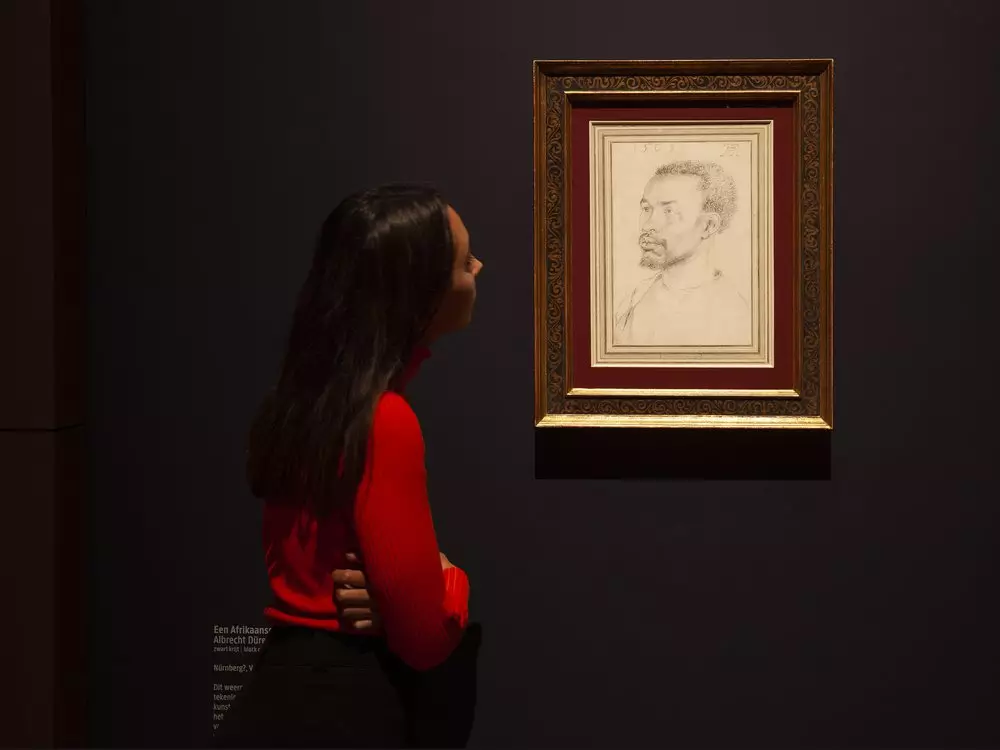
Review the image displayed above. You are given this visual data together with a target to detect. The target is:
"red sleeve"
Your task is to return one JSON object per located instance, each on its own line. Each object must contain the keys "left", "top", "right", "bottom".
{"left": 353, "top": 392, "right": 469, "bottom": 670}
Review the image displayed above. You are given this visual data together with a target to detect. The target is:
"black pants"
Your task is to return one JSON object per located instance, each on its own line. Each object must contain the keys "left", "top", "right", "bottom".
{"left": 214, "top": 625, "right": 481, "bottom": 749}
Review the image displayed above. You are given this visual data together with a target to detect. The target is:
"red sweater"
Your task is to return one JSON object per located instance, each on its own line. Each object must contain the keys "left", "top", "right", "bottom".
{"left": 261, "top": 349, "right": 470, "bottom": 671}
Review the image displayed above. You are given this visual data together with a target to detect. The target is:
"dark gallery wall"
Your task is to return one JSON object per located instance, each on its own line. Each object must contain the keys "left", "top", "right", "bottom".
{"left": 85, "top": 1, "right": 999, "bottom": 747}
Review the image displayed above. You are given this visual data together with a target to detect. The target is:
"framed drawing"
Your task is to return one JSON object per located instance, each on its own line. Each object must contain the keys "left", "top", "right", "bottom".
{"left": 533, "top": 59, "right": 833, "bottom": 428}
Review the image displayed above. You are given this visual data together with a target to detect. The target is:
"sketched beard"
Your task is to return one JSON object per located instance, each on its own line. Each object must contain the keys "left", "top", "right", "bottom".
{"left": 639, "top": 238, "right": 669, "bottom": 270}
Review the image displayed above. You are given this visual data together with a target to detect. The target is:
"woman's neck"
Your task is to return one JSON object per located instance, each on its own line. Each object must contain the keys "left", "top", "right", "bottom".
{"left": 392, "top": 345, "right": 432, "bottom": 391}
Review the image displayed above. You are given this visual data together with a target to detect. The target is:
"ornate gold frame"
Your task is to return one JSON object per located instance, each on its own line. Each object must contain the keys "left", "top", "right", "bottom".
{"left": 532, "top": 59, "right": 834, "bottom": 429}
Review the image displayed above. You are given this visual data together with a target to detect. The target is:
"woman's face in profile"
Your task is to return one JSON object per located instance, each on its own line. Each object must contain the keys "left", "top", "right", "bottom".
{"left": 426, "top": 206, "right": 482, "bottom": 340}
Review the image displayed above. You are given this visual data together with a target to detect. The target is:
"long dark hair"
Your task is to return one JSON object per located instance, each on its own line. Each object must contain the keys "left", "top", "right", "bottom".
{"left": 246, "top": 184, "right": 455, "bottom": 514}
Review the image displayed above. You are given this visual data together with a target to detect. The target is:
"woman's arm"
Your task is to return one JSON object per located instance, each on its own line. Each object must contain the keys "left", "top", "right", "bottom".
{"left": 352, "top": 392, "right": 469, "bottom": 671}
{"left": 333, "top": 552, "right": 467, "bottom": 632}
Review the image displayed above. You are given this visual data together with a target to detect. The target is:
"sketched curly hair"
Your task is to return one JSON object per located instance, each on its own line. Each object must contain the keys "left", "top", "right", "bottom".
{"left": 654, "top": 160, "right": 738, "bottom": 233}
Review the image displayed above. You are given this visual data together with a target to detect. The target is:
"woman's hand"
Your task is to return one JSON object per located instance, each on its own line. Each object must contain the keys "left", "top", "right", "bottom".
{"left": 333, "top": 551, "right": 455, "bottom": 631}
{"left": 332, "top": 552, "right": 381, "bottom": 632}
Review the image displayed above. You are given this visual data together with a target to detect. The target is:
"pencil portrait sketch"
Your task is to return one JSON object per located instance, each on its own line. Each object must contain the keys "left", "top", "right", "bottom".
{"left": 613, "top": 159, "right": 751, "bottom": 347}
{"left": 588, "top": 122, "right": 772, "bottom": 367}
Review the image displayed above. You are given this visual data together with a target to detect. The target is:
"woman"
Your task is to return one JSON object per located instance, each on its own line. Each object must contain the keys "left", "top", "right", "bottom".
{"left": 215, "top": 184, "right": 483, "bottom": 748}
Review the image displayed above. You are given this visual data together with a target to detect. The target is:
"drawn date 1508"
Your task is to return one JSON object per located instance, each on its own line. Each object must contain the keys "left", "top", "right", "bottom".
{"left": 633, "top": 142, "right": 741, "bottom": 157}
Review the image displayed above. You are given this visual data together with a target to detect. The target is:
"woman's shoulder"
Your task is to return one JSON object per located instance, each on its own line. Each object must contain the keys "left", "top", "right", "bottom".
{"left": 373, "top": 391, "right": 424, "bottom": 448}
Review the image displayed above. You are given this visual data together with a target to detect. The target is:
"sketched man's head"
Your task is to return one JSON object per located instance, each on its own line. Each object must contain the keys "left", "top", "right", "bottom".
{"left": 637, "top": 160, "right": 737, "bottom": 271}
